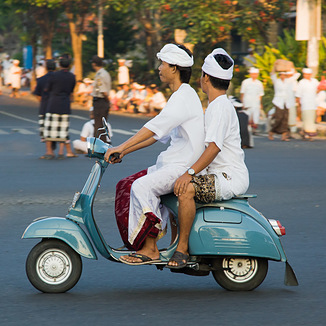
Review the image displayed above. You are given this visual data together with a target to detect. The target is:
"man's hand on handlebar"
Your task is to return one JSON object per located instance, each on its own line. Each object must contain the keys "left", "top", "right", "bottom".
{"left": 104, "top": 146, "right": 124, "bottom": 164}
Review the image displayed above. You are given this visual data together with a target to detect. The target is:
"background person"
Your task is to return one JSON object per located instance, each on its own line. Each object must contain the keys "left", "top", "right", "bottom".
{"left": 148, "top": 84, "right": 167, "bottom": 116}
{"left": 240, "top": 67, "right": 264, "bottom": 135}
{"left": 285, "top": 69, "right": 301, "bottom": 135}
{"left": 9, "top": 59, "right": 21, "bottom": 98}
{"left": 268, "top": 60, "right": 295, "bottom": 141}
{"left": 76, "top": 77, "right": 93, "bottom": 107}
{"left": 91, "top": 55, "right": 112, "bottom": 141}
{"left": 43, "top": 54, "right": 77, "bottom": 159}
{"left": 33, "top": 59, "right": 57, "bottom": 158}
{"left": 72, "top": 108, "right": 113, "bottom": 154}
{"left": 117, "top": 59, "right": 130, "bottom": 85}
{"left": 296, "top": 67, "right": 320, "bottom": 140}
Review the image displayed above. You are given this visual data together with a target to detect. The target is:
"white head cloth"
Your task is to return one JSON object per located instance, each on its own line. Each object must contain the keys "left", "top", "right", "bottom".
{"left": 202, "top": 48, "right": 234, "bottom": 80}
{"left": 156, "top": 44, "right": 194, "bottom": 67}
{"left": 249, "top": 67, "right": 259, "bottom": 74}
{"left": 302, "top": 68, "right": 312, "bottom": 74}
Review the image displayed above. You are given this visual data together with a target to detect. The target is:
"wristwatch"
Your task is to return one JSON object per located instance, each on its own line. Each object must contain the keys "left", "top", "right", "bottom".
{"left": 187, "top": 168, "right": 195, "bottom": 176}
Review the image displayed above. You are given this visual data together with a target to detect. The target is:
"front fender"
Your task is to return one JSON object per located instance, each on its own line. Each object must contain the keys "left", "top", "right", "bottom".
{"left": 22, "top": 217, "right": 97, "bottom": 259}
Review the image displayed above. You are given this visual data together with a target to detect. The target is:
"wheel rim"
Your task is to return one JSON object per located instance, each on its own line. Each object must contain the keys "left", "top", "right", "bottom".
{"left": 222, "top": 258, "right": 258, "bottom": 283}
{"left": 36, "top": 249, "right": 72, "bottom": 285}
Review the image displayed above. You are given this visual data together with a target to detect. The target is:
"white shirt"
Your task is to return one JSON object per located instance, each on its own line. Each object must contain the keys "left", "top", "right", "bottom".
{"left": 240, "top": 78, "right": 264, "bottom": 109}
{"left": 317, "top": 90, "right": 326, "bottom": 109}
{"left": 91, "top": 68, "right": 111, "bottom": 98}
{"left": 80, "top": 120, "right": 94, "bottom": 138}
{"left": 9, "top": 65, "right": 21, "bottom": 88}
{"left": 144, "top": 83, "right": 205, "bottom": 170}
{"left": 151, "top": 92, "right": 167, "bottom": 109}
{"left": 118, "top": 66, "right": 129, "bottom": 85}
{"left": 205, "top": 94, "right": 249, "bottom": 195}
{"left": 296, "top": 78, "right": 319, "bottom": 111}
{"left": 271, "top": 73, "right": 301, "bottom": 109}
{"left": 285, "top": 73, "right": 300, "bottom": 108}
{"left": 77, "top": 83, "right": 93, "bottom": 94}
{"left": 35, "top": 65, "right": 46, "bottom": 78}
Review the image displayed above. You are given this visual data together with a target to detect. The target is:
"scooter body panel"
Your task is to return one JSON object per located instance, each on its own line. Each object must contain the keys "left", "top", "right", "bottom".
{"left": 189, "top": 208, "right": 282, "bottom": 260}
{"left": 161, "top": 194, "right": 286, "bottom": 262}
{"left": 22, "top": 217, "right": 97, "bottom": 259}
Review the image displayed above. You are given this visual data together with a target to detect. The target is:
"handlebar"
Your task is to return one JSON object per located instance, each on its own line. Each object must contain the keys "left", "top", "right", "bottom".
{"left": 86, "top": 137, "right": 111, "bottom": 160}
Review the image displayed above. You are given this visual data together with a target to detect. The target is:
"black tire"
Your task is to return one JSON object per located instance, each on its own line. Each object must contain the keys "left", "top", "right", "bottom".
{"left": 212, "top": 257, "right": 268, "bottom": 291}
{"left": 26, "top": 239, "right": 82, "bottom": 293}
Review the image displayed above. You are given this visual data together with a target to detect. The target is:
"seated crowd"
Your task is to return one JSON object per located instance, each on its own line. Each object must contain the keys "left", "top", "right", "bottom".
{"left": 109, "top": 82, "right": 167, "bottom": 116}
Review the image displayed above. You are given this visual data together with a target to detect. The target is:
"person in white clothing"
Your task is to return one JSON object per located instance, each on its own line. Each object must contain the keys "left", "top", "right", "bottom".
{"left": 167, "top": 48, "right": 249, "bottom": 268}
{"left": 9, "top": 59, "right": 21, "bottom": 98}
{"left": 73, "top": 108, "right": 112, "bottom": 153}
{"left": 104, "top": 43, "right": 205, "bottom": 265}
{"left": 296, "top": 68, "right": 320, "bottom": 140}
{"left": 240, "top": 67, "right": 264, "bottom": 144}
{"left": 149, "top": 85, "right": 167, "bottom": 115}
{"left": 240, "top": 67, "right": 264, "bottom": 128}
{"left": 35, "top": 61, "right": 46, "bottom": 78}
{"left": 117, "top": 59, "right": 130, "bottom": 85}
{"left": 2, "top": 55, "right": 12, "bottom": 86}
{"left": 285, "top": 69, "right": 301, "bottom": 133}
{"left": 316, "top": 88, "right": 326, "bottom": 122}
{"left": 269, "top": 62, "right": 296, "bottom": 141}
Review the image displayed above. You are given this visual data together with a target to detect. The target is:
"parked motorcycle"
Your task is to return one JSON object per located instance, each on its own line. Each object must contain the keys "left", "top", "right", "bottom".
{"left": 22, "top": 119, "right": 298, "bottom": 293}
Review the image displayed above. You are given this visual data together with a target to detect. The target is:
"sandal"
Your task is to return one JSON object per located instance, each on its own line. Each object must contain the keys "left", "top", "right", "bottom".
{"left": 166, "top": 251, "right": 189, "bottom": 269}
{"left": 66, "top": 153, "right": 78, "bottom": 158}
{"left": 119, "top": 253, "right": 161, "bottom": 266}
{"left": 39, "top": 154, "right": 55, "bottom": 160}
{"left": 57, "top": 154, "right": 65, "bottom": 160}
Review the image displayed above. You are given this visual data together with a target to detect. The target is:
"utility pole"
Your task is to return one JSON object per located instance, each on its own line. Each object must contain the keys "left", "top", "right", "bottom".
{"left": 296, "top": 0, "right": 321, "bottom": 76}
{"left": 98, "top": 0, "right": 104, "bottom": 58}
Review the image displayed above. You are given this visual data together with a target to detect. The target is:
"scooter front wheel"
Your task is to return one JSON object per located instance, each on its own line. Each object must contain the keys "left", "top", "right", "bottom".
{"left": 212, "top": 257, "right": 268, "bottom": 291}
{"left": 26, "top": 239, "right": 82, "bottom": 293}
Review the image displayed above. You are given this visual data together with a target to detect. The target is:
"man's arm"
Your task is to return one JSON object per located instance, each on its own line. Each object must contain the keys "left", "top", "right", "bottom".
{"left": 104, "top": 126, "right": 155, "bottom": 163}
{"left": 174, "top": 142, "right": 220, "bottom": 196}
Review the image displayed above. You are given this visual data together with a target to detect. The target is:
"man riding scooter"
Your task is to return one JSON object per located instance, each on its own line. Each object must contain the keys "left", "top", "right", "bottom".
{"left": 168, "top": 49, "right": 249, "bottom": 268}
{"left": 104, "top": 43, "right": 205, "bottom": 265}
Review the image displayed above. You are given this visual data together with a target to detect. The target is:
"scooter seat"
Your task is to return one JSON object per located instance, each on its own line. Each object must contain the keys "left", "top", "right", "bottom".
{"left": 160, "top": 193, "right": 257, "bottom": 215}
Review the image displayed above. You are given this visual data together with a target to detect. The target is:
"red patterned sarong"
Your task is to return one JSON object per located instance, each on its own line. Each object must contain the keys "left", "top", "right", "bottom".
{"left": 115, "top": 170, "right": 161, "bottom": 250}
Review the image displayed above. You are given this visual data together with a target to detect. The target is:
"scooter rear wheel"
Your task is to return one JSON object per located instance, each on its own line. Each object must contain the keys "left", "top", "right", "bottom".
{"left": 26, "top": 239, "right": 82, "bottom": 293}
{"left": 212, "top": 257, "right": 268, "bottom": 291}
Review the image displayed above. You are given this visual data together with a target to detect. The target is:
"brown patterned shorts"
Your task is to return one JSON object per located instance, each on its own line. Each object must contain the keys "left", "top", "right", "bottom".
{"left": 191, "top": 174, "right": 216, "bottom": 203}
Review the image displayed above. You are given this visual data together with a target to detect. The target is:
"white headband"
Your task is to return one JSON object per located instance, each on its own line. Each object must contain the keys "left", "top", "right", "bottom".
{"left": 249, "top": 67, "right": 259, "bottom": 74}
{"left": 302, "top": 68, "right": 312, "bottom": 74}
{"left": 202, "top": 48, "right": 234, "bottom": 80}
{"left": 156, "top": 44, "right": 194, "bottom": 67}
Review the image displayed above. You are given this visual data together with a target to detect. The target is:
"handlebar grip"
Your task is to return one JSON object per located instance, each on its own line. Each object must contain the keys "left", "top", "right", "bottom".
{"left": 109, "top": 152, "right": 122, "bottom": 162}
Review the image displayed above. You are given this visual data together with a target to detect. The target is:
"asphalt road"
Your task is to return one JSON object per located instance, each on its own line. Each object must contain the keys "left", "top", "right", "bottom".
{"left": 1, "top": 92, "right": 326, "bottom": 325}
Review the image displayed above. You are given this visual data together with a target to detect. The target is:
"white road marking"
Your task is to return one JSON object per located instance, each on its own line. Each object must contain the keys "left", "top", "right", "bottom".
{"left": 0, "top": 111, "right": 136, "bottom": 136}
{"left": 112, "top": 128, "right": 135, "bottom": 135}
{"left": 12, "top": 128, "right": 35, "bottom": 135}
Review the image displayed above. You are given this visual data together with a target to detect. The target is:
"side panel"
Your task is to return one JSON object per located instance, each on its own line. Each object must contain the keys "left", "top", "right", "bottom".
{"left": 22, "top": 217, "right": 97, "bottom": 259}
{"left": 188, "top": 208, "right": 282, "bottom": 261}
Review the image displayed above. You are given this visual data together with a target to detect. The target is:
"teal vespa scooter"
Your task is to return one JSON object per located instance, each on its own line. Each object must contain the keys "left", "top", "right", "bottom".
{"left": 22, "top": 119, "right": 298, "bottom": 293}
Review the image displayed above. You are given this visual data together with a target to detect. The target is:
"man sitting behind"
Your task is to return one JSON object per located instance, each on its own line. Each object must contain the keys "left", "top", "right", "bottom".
{"left": 167, "top": 48, "right": 249, "bottom": 268}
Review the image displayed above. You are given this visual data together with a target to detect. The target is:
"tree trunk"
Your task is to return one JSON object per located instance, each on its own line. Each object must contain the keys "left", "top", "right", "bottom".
{"left": 138, "top": 9, "right": 162, "bottom": 71}
{"left": 66, "top": 12, "right": 83, "bottom": 81}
